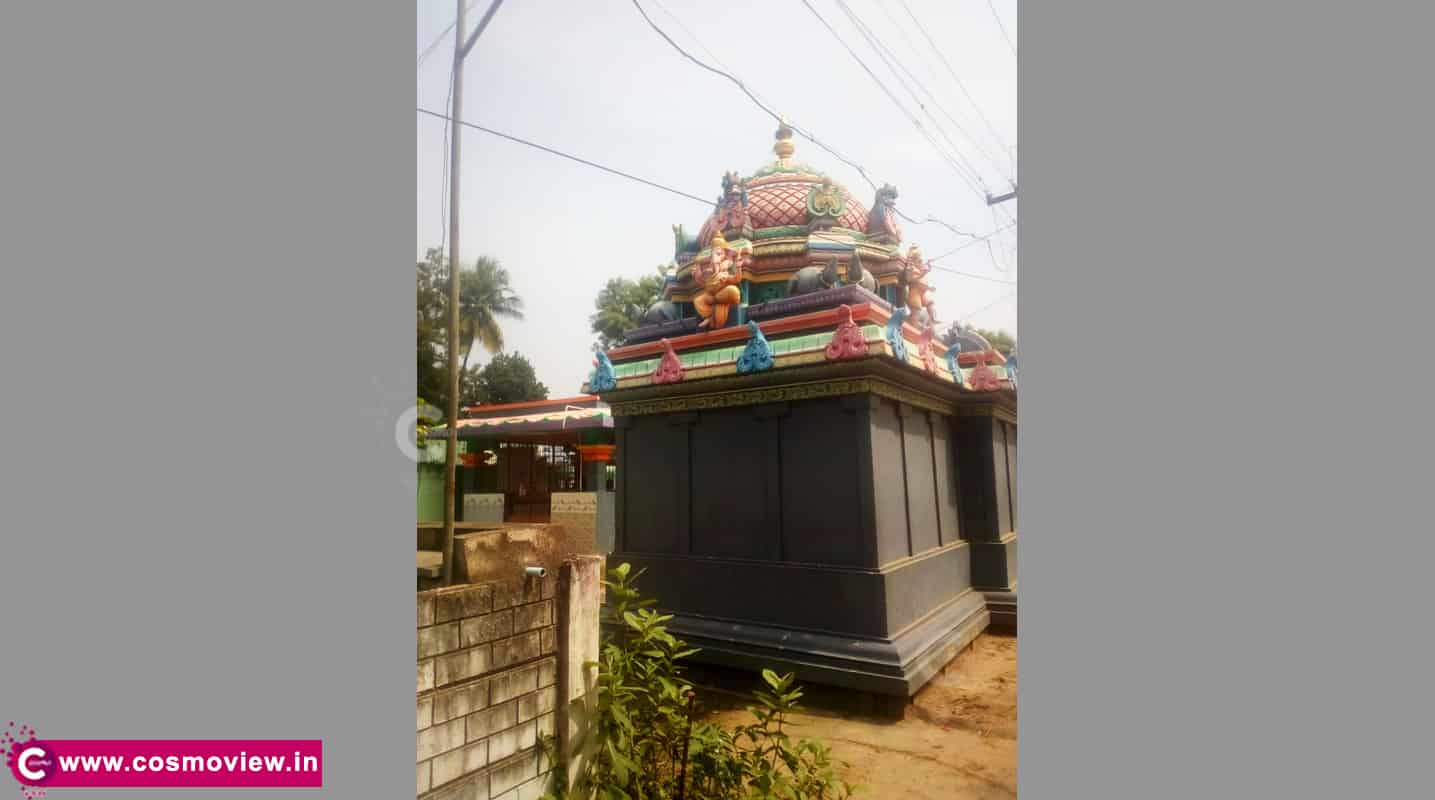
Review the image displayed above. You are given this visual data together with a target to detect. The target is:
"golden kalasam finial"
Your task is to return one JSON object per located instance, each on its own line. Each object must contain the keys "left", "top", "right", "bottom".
{"left": 773, "top": 119, "right": 795, "bottom": 164}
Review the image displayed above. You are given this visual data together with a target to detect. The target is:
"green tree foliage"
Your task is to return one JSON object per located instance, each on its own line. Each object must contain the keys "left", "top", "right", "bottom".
{"left": 467, "top": 352, "right": 548, "bottom": 407}
{"left": 459, "top": 256, "right": 525, "bottom": 372}
{"left": 545, "top": 564, "right": 855, "bottom": 800}
{"left": 458, "top": 365, "right": 486, "bottom": 409}
{"left": 417, "top": 249, "right": 450, "bottom": 411}
{"left": 415, "top": 397, "right": 441, "bottom": 449}
{"left": 939, "top": 323, "right": 1016, "bottom": 357}
{"left": 418, "top": 249, "right": 526, "bottom": 413}
{"left": 590, "top": 268, "right": 668, "bottom": 351}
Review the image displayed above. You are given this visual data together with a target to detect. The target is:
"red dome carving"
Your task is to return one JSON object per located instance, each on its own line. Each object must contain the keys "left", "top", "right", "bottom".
{"left": 697, "top": 171, "right": 870, "bottom": 247}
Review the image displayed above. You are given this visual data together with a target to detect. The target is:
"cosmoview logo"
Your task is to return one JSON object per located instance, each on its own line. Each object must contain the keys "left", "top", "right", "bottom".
{"left": 4, "top": 723, "right": 53, "bottom": 799}
{"left": 395, "top": 401, "right": 444, "bottom": 462}
{"left": 15, "top": 745, "right": 53, "bottom": 783}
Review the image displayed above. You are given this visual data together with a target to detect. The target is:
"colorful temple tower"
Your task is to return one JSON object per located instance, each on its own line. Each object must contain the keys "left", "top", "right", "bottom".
{"left": 585, "top": 127, "right": 1017, "bottom": 696}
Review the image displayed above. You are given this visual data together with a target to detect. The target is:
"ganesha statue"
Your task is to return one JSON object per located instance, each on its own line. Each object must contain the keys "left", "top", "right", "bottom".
{"left": 693, "top": 232, "right": 749, "bottom": 330}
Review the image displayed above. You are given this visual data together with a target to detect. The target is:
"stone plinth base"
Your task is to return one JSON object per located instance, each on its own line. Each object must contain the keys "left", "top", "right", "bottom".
{"left": 971, "top": 533, "right": 1018, "bottom": 591}
{"left": 982, "top": 589, "right": 1017, "bottom": 630}
{"left": 663, "top": 589, "right": 989, "bottom": 697}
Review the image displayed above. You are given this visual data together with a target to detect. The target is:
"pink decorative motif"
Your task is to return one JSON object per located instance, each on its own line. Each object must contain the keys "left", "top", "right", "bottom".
{"left": 824, "top": 304, "right": 869, "bottom": 360}
{"left": 918, "top": 326, "right": 938, "bottom": 373}
{"left": 652, "top": 339, "right": 685, "bottom": 384}
{"left": 968, "top": 352, "right": 1002, "bottom": 392}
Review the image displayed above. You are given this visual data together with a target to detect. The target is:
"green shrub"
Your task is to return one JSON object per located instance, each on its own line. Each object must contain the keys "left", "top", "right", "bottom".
{"left": 543, "top": 563, "right": 855, "bottom": 800}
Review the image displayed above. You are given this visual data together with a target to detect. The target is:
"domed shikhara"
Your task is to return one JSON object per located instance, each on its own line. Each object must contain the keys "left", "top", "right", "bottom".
{"left": 660, "top": 123, "right": 914, "bottom": 316}
{"left": 696, "top": 169, "right": 870, "bottom": 247}
{"left": 592, "top": 123, "right": 1014, "bottom": 395}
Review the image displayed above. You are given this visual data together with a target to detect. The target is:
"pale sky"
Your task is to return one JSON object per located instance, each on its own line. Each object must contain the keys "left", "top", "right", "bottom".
{"left": 417, "top": 0, "right": 1017, "bottom": 396}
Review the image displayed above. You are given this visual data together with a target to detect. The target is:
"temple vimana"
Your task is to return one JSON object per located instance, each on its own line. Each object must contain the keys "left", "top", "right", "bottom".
{"left": 583, "top": 124, "right": 1018, "bottom": 696}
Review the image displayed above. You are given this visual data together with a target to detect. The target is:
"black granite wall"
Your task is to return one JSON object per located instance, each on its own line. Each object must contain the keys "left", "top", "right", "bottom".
{"left": 613, "top": 393, "right": 975, "bottom": 639}
{"left": 615, "top": 396, "right": 966, "bottom": 568}
{"left": 952, "top": 414, "right": 1018, "bottom": 589}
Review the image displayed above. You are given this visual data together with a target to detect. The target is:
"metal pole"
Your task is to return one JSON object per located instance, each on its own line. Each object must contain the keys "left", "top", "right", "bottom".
{"left": 440, "top": 0, "right": 467, "bottom": 587}
{"left": 986, "top": 185, "right": 1017, "bottom": 205}
{"left": 439, "top": 0, "right": 507, "bottom": 586}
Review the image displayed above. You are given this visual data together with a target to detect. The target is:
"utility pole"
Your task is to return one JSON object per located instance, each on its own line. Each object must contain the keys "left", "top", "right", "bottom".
{"left": 441, "top": 0, "right": 507, "bottom": 586}
{"left": 986, "top": 184, "right": 1017, "bottom": 206}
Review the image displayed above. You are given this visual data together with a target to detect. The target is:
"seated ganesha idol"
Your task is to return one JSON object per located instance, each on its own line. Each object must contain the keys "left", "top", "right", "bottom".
{"left": 693, "top": 232, "right": 749, "bottom": 330}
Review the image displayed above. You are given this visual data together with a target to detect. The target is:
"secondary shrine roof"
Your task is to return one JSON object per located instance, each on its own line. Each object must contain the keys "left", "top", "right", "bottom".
{"left": 429, "top": 396, "right": 613, "bottom": 438}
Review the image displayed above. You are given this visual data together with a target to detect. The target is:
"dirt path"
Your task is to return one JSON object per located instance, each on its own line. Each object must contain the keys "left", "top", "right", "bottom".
{"left": 703, "top": 633, "right": 1016, "bottom": 799}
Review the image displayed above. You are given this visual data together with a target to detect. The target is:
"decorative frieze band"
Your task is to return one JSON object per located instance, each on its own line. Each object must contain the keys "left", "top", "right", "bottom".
{"left": 607, "top": 376, "right": 953, "bottom": 418}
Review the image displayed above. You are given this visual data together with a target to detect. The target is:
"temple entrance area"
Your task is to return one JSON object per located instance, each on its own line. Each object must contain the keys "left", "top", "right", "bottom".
{"left": 422, "top": 396, "right": 617, "bottom": 552}
{"left": 467, "top": 441, "right": 580, "bottom": 523}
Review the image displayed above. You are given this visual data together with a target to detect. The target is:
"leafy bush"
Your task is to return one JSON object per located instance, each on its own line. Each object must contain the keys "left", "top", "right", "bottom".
{"left": 543, "top": 563, "right": 855, "bottom": 800}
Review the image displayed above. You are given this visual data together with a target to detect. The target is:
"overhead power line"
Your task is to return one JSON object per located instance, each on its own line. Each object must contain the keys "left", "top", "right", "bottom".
{"left": 799, "top": 0, "right": 990, "bottom": 201}
{"left": 862, "top": 0, "right": 1014, "bottom": 182}
{"left": 416, "top": 1, "right": 481, "bottom": 69}
{"left": 418, "top": 108, "right": 714, "bottom": 206}
{"left": 833, "top": 0, "right": 992, "bottom": 188}
{"left": 880, "top": 0, "right": 1014, "bottom": 174}
{"left": 985, "top": 0, "right": 1019, "bottom": 58}
{"left": 961, "top": 287, "right": 1016, "bottom": 321}
{"left": 929, "top": 220, "right": 1017, "bottom": 261}
{"left": 649, "top": 0, "right": 750, "bottom": 96}
{"left": 929, "top": 264, "right": 1016, "bottom": 285}
{"left": 417, "top": 23, "right": 455, "bottom": 69}
{"left": 437, "top": 61, "right": 455, "bottom": 256}
{"left": 899, "top": 0, "right": 1018, "bottom": 174}
{"left": 420, "top": 108, "right": 1012, "bottom": 262}
{"left": 629, "top": 0, "right": 983, "bottom": 239}
{"left": 833, "top": 0, "right": 1007, "bottom": 187}
{"left": 629, "top": 0, "right": 879, "bottom": 190}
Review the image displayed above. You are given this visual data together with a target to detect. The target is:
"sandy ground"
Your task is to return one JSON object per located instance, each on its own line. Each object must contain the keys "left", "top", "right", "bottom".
{"left": 701, "top": 633, "right": 1017, "bottom": 799}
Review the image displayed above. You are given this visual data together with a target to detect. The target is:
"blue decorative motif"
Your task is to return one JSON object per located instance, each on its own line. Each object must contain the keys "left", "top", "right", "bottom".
{"left": 1005, "top": 350, "right": 1018, "bottom": 390}
{"left": 945, "top": 339, "right": 963, "bottom": 382}
{"left": 886, "top": 307, "right": 909, "bottom": 362}
{"left": 589, "top": 351, "right": 617, "bottom": 392}
{"left": 736, "top": 321, "right": 774, "bottom": 374}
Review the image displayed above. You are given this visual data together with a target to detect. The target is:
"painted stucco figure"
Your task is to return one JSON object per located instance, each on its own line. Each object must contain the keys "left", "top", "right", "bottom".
{"left": 589, "top": 351, "right": 617, "bottom": 392}
{"left": 806, "top": 177, "right": 846, "bottom": 232}
{"left": 693, "top": 232, "right": 749, "bottom": 330}
{"left": 786, "top": 256, "right": 842, "bottom": 296}
{"left": 944, "top": 339, "right": 964, "bottom": 387}
{"left": 899, "top": 245, "right": 937, "bottom": 325}
{"left": 736, "top": 321, "right": 774, "bottom": 374}
{"left": 866, "top": 184, "right": 902, "bottom": 245}
{"left": 886, "top": 306, "right": 910, "bottom": 362}
{"left": 715, "top": 171, "right": 753, "bottom": 241}
{"left": 845, "top": 249, "right": 878, "bottom": 292}
{"left": 672, "top": 223, "right": 700, "bottom": 261}
{"left": 968, "top": 351, "right": 1002, "bottom": 392}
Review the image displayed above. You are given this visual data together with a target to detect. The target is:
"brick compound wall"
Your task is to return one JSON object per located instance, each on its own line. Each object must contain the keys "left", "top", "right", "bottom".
{"left": 417, "top": 575, "right": 559, "bottom": 800}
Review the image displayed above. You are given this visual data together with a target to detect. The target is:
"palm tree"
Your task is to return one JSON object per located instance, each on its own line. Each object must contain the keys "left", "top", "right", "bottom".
{"left": 457, "top": 256, "right": 524, "bottom": 372}
{"left": 589, "top": 265, "right": 670, "bottom": 350}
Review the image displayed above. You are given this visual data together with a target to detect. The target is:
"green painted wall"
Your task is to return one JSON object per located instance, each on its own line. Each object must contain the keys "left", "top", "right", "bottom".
{"left": 417, "top": 463, "right": 445, "bottom": 522}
